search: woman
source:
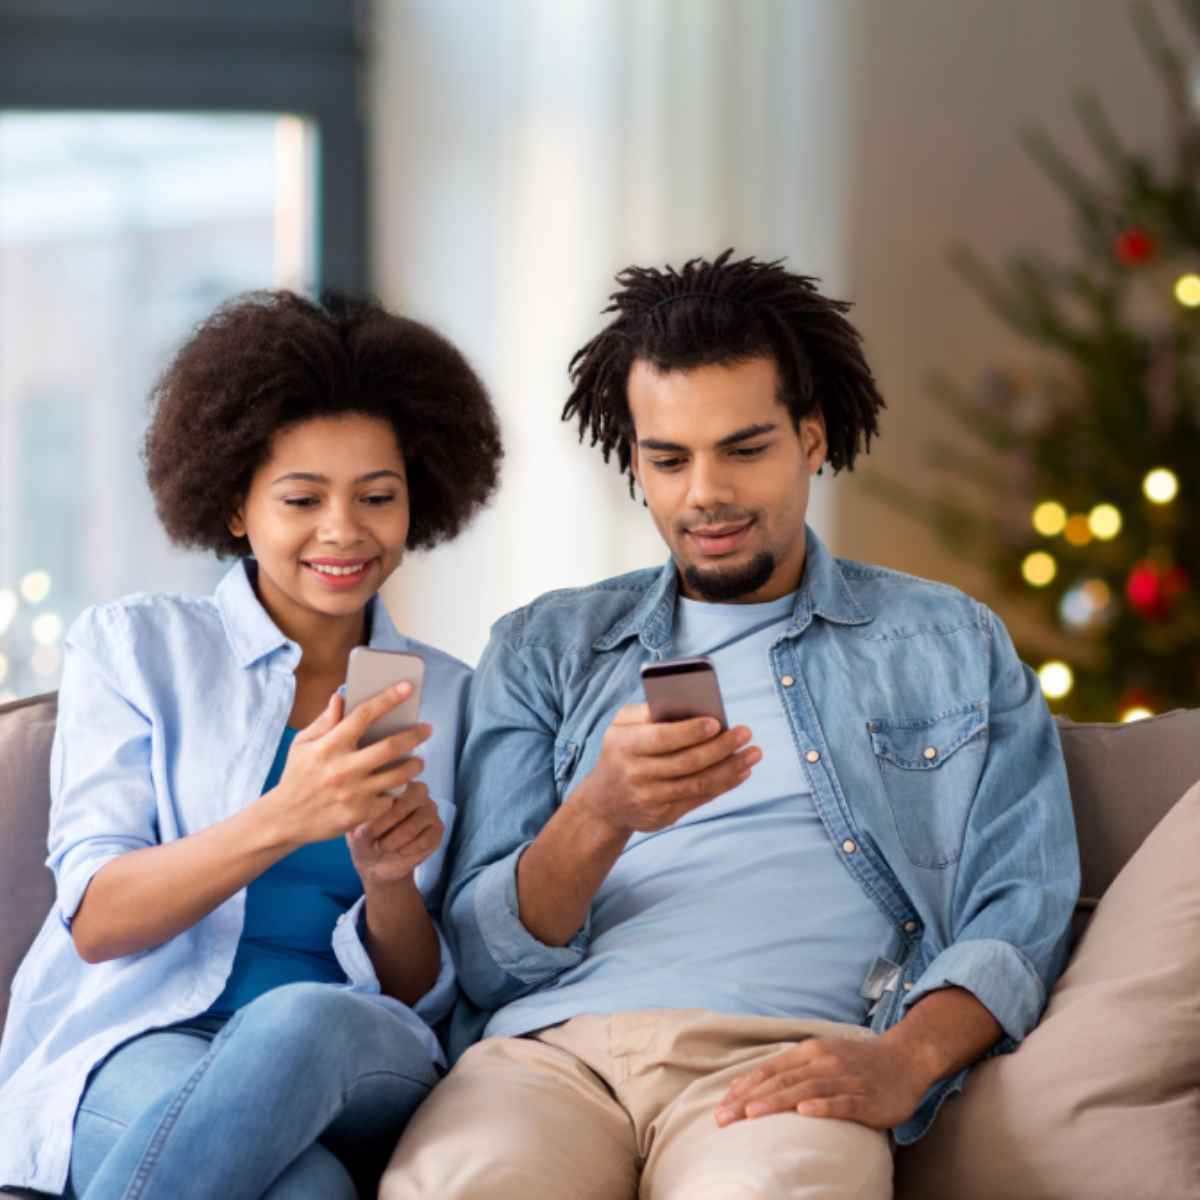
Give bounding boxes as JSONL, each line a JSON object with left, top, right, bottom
{"left": 0, "top": 291, "right": 502, "bottom": 1199}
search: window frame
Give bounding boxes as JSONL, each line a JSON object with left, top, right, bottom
{"left": 0, "top": 0, "right": 367, "bottom": 292}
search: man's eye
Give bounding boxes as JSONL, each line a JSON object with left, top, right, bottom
{"left": 733, "top": 446, "right": 767, "bottom": 459}
{"left": 650, "top": 457, "right": 685, "bottom": 470}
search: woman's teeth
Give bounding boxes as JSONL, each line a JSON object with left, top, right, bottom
{"left": 308, "top": 562, "right": 367, "bottom": 576}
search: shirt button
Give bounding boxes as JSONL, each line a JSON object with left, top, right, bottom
{"left": 923, "top": 747, "right": 937, "bottom": 760}
{"left": 903, "top": 982, "right": 914, "bottom": 992}
{"left": 904, "top": 920, "right": 917, "bottom": 933}
{"left": 842, "top": 839, "right": 857, "bottom": 854}
{"left": 805, "top": 749, "right": 820, "bottom": 763}
{"left": 781, "top": 675, "right": 795, "bottom": 687}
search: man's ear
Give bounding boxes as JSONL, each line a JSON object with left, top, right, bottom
{"left": 629, "top": 436, "right": 642, "bottom": 489}
{"left": 801, "top": 409, "right": 828, "bottom": 474}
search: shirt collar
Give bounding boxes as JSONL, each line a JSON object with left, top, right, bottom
{"left": 215, "top": 559, "right": 406, "bottom": 668}
{"left": 591, "top": 524, "right": 871, "bottom": 653}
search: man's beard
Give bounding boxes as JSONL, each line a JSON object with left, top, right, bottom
{"left": 682, "top": 550, "right": 776, "bottom": 603}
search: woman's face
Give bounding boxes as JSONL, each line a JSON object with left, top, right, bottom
{"left": 227, "top": 414, "right": 409, "bottom": 627}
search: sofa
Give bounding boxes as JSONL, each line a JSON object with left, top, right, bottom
{"left": 3, "top": 689, "right": 1199, "bottom": 1198}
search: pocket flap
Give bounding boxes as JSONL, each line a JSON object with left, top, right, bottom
{"left": 869, "top": 702, "right": 987, "bottom": 770}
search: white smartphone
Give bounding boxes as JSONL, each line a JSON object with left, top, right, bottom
{"left": 640, "top": 656, "right": 728, "bottom": 730}
{"left": 344, "top": 647, "right": 426, "bottom": 766}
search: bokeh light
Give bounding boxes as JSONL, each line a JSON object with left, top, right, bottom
{"left": 1038, "top": 661, "right": 1074, "bottom": 699}
{"left": 1175, "top": 273, "right": 1200, "bottom": 306}
{"left": 1060, "top": 577, "right": 1114, "bottom": 633}
{"left": 30, "top": 644, "right": 61, "bottom": 676}
{"left": 1032, "top": 501, "right": 1067, "bottom": 537}
{"left": 1120, "top": 707, "right": 1153, "bottom": 722}
{"left": 31, "top": 612, "right": 62, "bottom": 646}
{"left": 1088, "top": 504, "right": 1122, "bottom": 540}
{"left": 0, "top": 589, "right": 15, "bottom": 636}
{"left": 19, "top": 570, "right": 51, "bottom": 604}
{"left": 1022, "top": 551, "right": 1057, "bottom": 587}
{"left": 1143, "top": 468, "right": 1179, "bottom": 504}
{"left": 1063, "top": 515, "right": 1092, "bottom": 546}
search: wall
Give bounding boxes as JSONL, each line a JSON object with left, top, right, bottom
{"left": 369, "top": 0, "right": 1175, "bottom": 664}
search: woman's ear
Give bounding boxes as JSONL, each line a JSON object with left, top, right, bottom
{"left": 227, "top": 502, "right": 247, "bottom": 540}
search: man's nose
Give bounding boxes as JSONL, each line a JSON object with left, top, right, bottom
{"left": 686, "top": 456, "right": 735, "bottom": 512}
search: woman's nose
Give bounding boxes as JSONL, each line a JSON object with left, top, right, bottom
{"left": 319, "top": 500, "right": 364, "bottom": 545}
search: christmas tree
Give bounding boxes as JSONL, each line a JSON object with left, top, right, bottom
{"left": 878, "top": 0, "right": 1200, "bottom": 722}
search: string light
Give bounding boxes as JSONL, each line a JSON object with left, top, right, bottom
{"left": 1038, "top": 661, "right": 1074, "bottom": 699}
{"left": 19, "top": 570, "right": 50, "bottom": 604}
{"left": 1022, "top": 551, "right": 1057, "bottom": 586}
{"left": 1175, "top": 274, "right": 1200, "bottom": 306}
{"left": 31, "top": 613, "right": 62, "bottom": 646}
{"left": 1120, "top": 707, "right": 1153, "bottom": 722}
{"left": 1088, "top": 504, "right": 1122, "bottom": 540}
{"left": 1063, "top": 515, "right": 1092, "bottom": 546}
{"left": 1143, "top": 468, "right": 1179, "bottom": 504}
{"left": 1032, "top": 501, "right": 1067, "bottom": 536}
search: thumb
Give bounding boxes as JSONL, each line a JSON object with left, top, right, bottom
{"left": 296, "top": 692, "right": 343, "bottom": 742}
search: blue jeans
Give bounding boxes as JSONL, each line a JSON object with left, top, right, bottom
{"left": 66, "top": 983, "right": 440, "bottom": 1200}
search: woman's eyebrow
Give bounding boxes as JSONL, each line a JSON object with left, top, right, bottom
{"left": 270, "top": 469, "right": 404, "bottom": 485}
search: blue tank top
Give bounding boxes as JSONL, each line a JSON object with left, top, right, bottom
{"left": 205, "top": 727, "right": 365, "bottom": 1017}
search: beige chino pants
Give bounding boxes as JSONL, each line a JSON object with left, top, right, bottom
{"left": 380, "top": 1009, "right": 894, "bottom": 1200}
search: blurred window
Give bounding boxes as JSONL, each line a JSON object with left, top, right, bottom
{"left": 0, "top": 112, "right": 317, "bottom": 699}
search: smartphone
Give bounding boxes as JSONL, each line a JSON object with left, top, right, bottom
{"left": 641, "top": 656, "right": 728, "bottom": 730}
{"left": 344, "top": 648, "right": 426, "bottom": 781}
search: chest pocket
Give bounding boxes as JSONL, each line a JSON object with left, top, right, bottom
{"left": 869, "top": 702, "right": 988, "bottom": 868}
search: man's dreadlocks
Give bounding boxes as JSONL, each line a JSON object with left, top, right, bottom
{"left": 563, "top": 250, "right": 885, "bottom": 493}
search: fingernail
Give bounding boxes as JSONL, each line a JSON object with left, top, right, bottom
{"left": 736, "top": 728, "right": 751, "bottom": 746}
{"left": 798, "top": 1103, "right": 815, "bottom": 1116}
{"left": 704, "top": 719, "right": 720, "bottom": 736}
{"left": 715, "top": 1107, "right": 733, "bottom": 1126}
{"left": 746, "top": 1102, "right": 767, "bottom": 1118}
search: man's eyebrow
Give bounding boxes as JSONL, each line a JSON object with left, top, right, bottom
{"left": 637, "top": 438, "right": 689, "bottom": 452}
{"left": 715, "top": 423, "right": 778, "bottom": 447}
{"left": 270, "top": 469, "right": 404, "bottom": 485}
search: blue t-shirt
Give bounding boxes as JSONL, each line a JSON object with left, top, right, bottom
{"left": 487, "top": 590, "right": 901, "bottom": 1039}
{"left": 206, "top": 726, "right": 365, "bottom": 1018}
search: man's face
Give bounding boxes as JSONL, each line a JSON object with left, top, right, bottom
{"left": 628, "top": 356, "right": 827, "bottom": 604}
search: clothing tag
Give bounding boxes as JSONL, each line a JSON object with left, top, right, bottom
{"left": 859, "top": 955, "right": 902, "bottom": 1002}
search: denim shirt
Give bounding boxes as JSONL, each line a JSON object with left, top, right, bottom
{"left": 0, "top": 561, "right": 467, "bottom": 1195}
{"left": 445, "top": 528, "right": 1079, "bottom": 1144}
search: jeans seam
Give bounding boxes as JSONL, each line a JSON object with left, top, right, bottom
{"left": 121, "top": 1010, "right": 245, "bottom": 1200}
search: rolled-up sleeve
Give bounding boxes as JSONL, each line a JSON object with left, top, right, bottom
{"left": 444, "top": 626, "right": 588, "bottom": 1012}
{"left": 48, "top": 609, "right": 158, "bottom": 924}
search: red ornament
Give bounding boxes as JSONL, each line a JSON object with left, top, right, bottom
{"left": 1114, "top": 227, "right": 1156, "bottom": 266}
{"left": 1126, "top": 558, "right": 1187, "bottom": 620}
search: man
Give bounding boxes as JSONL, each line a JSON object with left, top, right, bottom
{"left": 382, "top": 252, "right": 1079, "bottom": 1199}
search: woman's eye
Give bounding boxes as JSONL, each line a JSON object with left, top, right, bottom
{"left": 283, "top": 497, "right": 319, "bottom": 507}
{"left": 363, "top": 493, "right": 396, "bottom": 506}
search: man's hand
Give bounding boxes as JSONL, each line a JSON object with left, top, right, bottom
{"left": 715, "top": 987, "right": 1003, "bottom": 1131}
{"left": 514, "top": 703, "right": 760, "bottom": 948}
{"left": 575, "top": 702, "right": 760, "bottom": 838}
{"left": 716, "top": 1036, "right": 930, "bottom": 1130}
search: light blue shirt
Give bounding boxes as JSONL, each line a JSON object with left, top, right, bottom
{"left": 445, "top": 528, "right": 1080, "bottom": 1144}
{"left": 487, "top": 590, "right": 900, "bottom": 1039}
{"left": 0, "top": 561, "right": 469, "bottom": 1195}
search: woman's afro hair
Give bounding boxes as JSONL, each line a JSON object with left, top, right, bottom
{"left": 144, "top": 289, "right": 502, "bottom": 558}
{"left": 562, "top": 250, "right": 885, "bottom": 491}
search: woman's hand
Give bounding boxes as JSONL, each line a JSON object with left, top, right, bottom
{"left": 261, "top": 683, "right": 433, "bottom": 851}
{"left": 347, "top": 780, "right": 444, "bottom": 886}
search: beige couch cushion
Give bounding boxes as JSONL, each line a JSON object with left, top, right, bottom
{"left": 0, "top": 693, "right": 57, "bottom": 1037}
{"left": 894, "top": 774, "right": 1200, "bottom": 1199}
